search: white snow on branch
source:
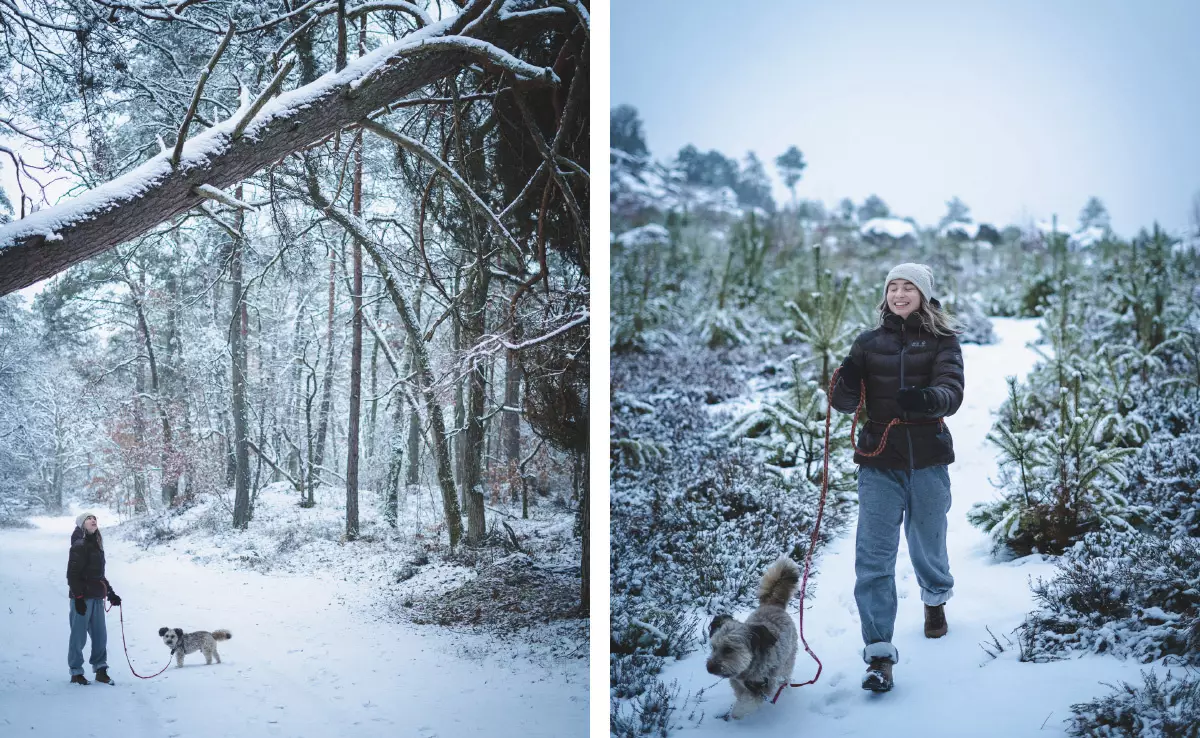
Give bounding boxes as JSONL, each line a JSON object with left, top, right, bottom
{"left": 499, "top": 311, "right": 589, "bottom": 351}
{"left": 194, "top": 184, "right": 256, "bottom": 210}
{"left": 0, "top": 12, "right": 461, "bottom": 253}
{"left": 861, "top": 217, "right": 918, "bottom": 239}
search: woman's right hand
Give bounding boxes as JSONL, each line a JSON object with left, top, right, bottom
{"left": 839, "top": 356, "right": 862, "bottom": 388}
{"left": 74, "top": 597, "right": 86, "bottom": 615}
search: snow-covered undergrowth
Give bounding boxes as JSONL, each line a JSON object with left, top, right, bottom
{"left": 610, "top": 339, "right": 853, "bottom": 733}
{"left": 113, "top": 481, "right": 587, "bottom": 659}
{"left": 1067, "top": 669, "right": 1200, "bottom": 738}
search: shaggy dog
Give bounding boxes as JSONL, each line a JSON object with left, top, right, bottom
{"left": 158, "top": 627, "right": 232, "bottom": 667}
{"left": 706, "top": 557, "right": 800, "bottom": 719}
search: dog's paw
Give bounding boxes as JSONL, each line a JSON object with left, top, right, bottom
{"left": 730, "top": 699, "right": 760, "bottom": 720}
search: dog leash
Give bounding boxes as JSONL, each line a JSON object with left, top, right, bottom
{"left": 104, "top": 601, "right": 174, "bottom": 679}
{"left": 771, "top": 369, "right": 942, "bottom": 704}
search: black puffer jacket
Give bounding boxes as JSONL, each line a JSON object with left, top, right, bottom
{"left": 67, "top": 527, "right": 111, "bottom": 599}
{"left": 831, "top": 304, "right": 965, "bottom": 470}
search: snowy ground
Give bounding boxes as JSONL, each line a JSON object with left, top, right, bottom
{"left": 0, "top": 501, "right": 587, "bottom": 737}
{"left": 659, "top": 318, "right": 1168, "bottom": 737}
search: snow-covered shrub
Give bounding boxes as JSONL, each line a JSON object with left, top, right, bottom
{"left": 611, "top": 342, "right": 848, "bottom": 708}
{"left": 1019, "top": 530, "right": 1200, "bottom": 664}
{"left": 969, "top": 377, "right": 1138, "bottom": 556}
{"left": 715, "top": 361, "right": 857, "bottom": 494}
{"left": 1120, "top": 430, "right": 1200, "bottom": 539}
{"left": 1067, "top": 670, "right": 1200, "bottom": 738}
{"left": 940, "top": 292, "right": 997, "bottom": 345}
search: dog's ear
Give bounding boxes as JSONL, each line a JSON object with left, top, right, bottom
{"left": 158, "top": 627, "right": 168, "bottom": 637}
{"left": 175, "top": 628, "right": 184, "bottom": 640}
{"left": 749, "top": 625, "right": 777, "bottom": 654}
{"left": 708, "top": 614, "right": 734, "bottom": 638}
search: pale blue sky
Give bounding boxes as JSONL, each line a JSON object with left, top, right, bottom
{"left": 612, "top": 0, "right": 1200, "bottom": 236}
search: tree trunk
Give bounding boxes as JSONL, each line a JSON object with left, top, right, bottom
{"left": 501, "top": 348, "right": 521, "bottom": 466}
{"left": 310, "top": 247, "right": 337, "bottom": 505}
{"left": 132, "top": 365, "right": 148, "bottom": 513}
{"left": 230, "top": 186, "right": 252, "bottom": 530}
{"left": 345, "top": 127, "right": 364, "bottom": 542}
{"left": 383, "top": 388, "right": 405, "bottom": 528}
{"left": 463, "top": 267, "right": 489, "bottom": 545}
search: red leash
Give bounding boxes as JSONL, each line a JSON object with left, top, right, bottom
{"left": 104, "top": 601, "right": 173, "bottom": 679}
{"left": 771, "top": 368, "right": 942, "bottom": 703}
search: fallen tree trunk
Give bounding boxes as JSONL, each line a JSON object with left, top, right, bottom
{"left": 0, "top": 8, "right": 559, "bottom": 295}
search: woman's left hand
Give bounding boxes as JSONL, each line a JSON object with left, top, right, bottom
{"left": 897, "top": 386, "right": 935, "bottom": 413}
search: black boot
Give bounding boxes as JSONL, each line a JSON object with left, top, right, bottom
{"left": 70, "top": 674, "right": 90, "bottom": 685}
{"left": 94, "top": 667, "right": 114, "bottom": 684}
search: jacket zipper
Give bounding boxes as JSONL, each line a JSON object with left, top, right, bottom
{"left": 900, "top": 324, "right": 914, "bottom": 471}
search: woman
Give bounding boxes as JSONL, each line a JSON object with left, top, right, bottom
{"left": 67, "top": 512, "right": 121, "bottom": 685}
{"left": 830, "top": 263, "right": 965, "bottom": 693}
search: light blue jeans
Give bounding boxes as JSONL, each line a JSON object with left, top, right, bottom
{"left": 68, "top": 598, "right": 108, "bottom": 676}
{"left": 855, "top": 465, "right": 954, "bottom": 664}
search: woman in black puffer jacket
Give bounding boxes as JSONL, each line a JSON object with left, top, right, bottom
{"left": 829, "top": 263, "right": 965, "bottom": 694}
{"left": 67, "top": 512, "right": 121, "bottom": 685}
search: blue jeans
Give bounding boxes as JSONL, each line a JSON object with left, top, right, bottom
{"left": 68, "top": 598, "right": 108, "bottom": 676}
{"left": 855, "top": 465, "right": 954, "bottom": 664}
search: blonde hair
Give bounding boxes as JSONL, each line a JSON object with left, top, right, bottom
{"left": 875, "top": 295, "right": 964, "bottom": 337}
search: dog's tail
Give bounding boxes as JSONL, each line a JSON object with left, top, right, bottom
{"left": 211, "top": 629, "right": 232, "bottom": 641}
{"left": 758, "top": 557, "right": 801, "bottom": 608}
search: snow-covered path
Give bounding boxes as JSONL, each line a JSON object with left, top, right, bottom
{"left": 0, "top": 519, "right": 586, "bottom": 737}
{"left": 660, "top": 318, "right": 1163, "bottom": 737}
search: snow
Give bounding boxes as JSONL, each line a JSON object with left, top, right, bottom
{"left": 613, "top": 224, "right": 670, "bottom": 249}
{"left": 860, "top": 218, "right": 918, "bottom": 239}
{"left": 1069, "top": 225, "right": 1107, "bottom": 248}
{"left": 654, "top": 318, "right": 1170, "bottom": 737}
{"left": 0, "top": 488, "right": 587, "bottom": 736}
{"left": 0, "top": 12, "right": 470, "bottom": 253}
{"left": 938, "top": 221, "right": 979, "bottom": 239}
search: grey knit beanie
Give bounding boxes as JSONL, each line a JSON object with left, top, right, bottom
{"left": 884, "top": 263, "right": 935, "bottom": 304}
{"left": 76, "top": 512, "right": 98, "bottom": 530}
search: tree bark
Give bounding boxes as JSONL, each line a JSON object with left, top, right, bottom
{"left": 309, "top": 247, "right": 337, "bottom": 506}
{"left": 344, "top": 128, "right": 364, "bottom": 542}
{"left": 230, "top": 186, "right": 252, "bottom": 530}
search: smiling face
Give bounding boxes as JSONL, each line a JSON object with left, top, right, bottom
{"left": 82, "top": 516, "right": 98, "bottom": 534}
{"left": 886, "top": 279, "right": 921, "bottom": 318}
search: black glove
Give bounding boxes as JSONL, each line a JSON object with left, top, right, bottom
{"left": 107, "top": 591, "right": 121, "bottom": 607}
{"left": 897, "top": 386, "right": 936, "bottom": 413}
{"left": 74, "top": 597, "right": 87, "bottom": 615}
{"left": 838, "top": 357, "right": 862, "bottom": 388}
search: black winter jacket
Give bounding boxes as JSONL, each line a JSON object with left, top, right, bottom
{"left": 831, "top": 304, "right": 965, "bottom": 470}
{"left": 67, "top": 527, "right": 111, "bottom": 599}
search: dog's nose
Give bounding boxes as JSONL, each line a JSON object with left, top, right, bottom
{"left": 706, "top": 661, "right": 720, "bottom": 675}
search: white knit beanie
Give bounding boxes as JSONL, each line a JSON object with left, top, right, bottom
{"left": 76, "top": 512, "right": 98, "bottom": 529}
{"left": 884, "top": 263, "right": 935, "bottom": 304}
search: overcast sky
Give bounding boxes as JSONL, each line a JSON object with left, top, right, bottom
{"left": 612, "top": 0, "right": 1200, "bottom": 236}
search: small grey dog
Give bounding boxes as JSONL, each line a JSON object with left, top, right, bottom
{"left": 158, "top": 627, "right": 232, "bottom": 667}
{"left": 706, "top": 557, "right": 800, "bottom": 719}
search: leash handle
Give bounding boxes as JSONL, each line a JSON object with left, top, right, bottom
{"left": 104, "top": 602, "right": 174, "bottom": 679}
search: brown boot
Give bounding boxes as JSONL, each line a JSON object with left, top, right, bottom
{"left": 70, "top": 674, "right": 90, "bottom": 685}
{"left": 924, "top": 604, "right": 948, "bottom": 638}
{"left": 94, "top": 668, "right": 114, "bottom": 684}
{"left": 861, "top": 658, "right": 893, "bottom": 692}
